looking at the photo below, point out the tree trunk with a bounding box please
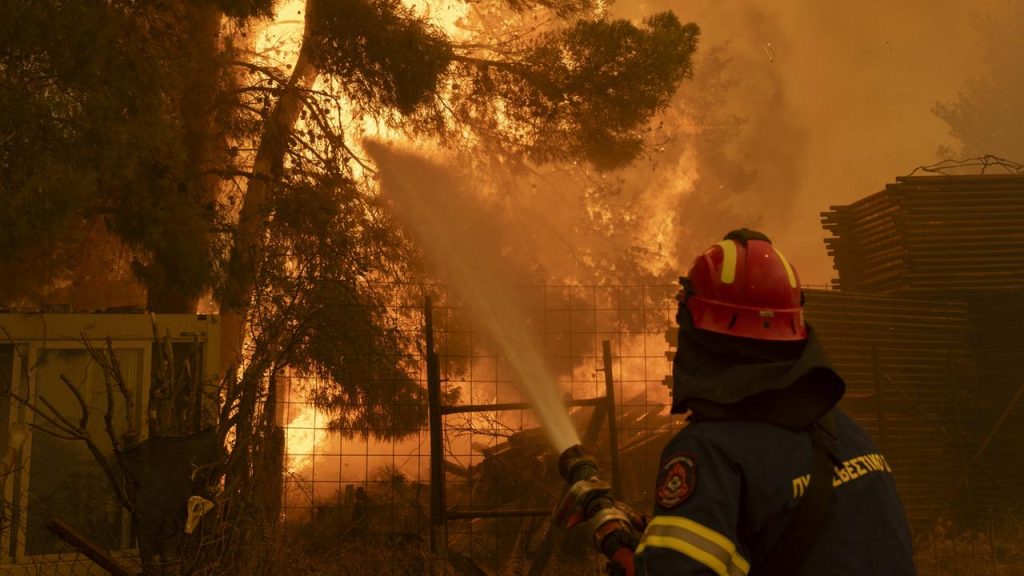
[220,11,321,372]
[144,1,223,315]
[134,2,322,572]
[136,4,223,574]
[209,6,321,575]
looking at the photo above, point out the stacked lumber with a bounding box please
[803,289,974,527]
[817,167,1024,524]
[960,291,1024,514]
[822,174,1024,295]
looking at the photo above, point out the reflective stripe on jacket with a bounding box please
[635,409,916,575]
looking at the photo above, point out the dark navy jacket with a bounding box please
[634,408,915,575]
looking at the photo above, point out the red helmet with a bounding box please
[680,229,806,341]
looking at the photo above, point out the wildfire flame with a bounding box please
[284,403,329,473]
[268,0,698,485]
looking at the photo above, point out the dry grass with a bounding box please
[914,518,1024,576]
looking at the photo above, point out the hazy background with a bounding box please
[613,0,999,284]
[381,0,1019,288]
[281,0,1024,489]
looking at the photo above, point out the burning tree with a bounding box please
[0,0,698,573]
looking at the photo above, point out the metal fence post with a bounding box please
[602,340,621,500]
[425,297,446,572]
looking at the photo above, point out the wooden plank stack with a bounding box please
[960,292,1024,514]
[803,290,973,528]
[823,173,1024,295]
[817,164,1024,526]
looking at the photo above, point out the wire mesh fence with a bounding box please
[275,284,1024,575]
[277,284,683,575]
[3,285,1020,574]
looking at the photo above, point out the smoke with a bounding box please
[380,0,998,286]
[935,0,1024,161]
[613,0,991,283]
[366,140,582,454]
[285,0,1011,482]
[350,0,999,393]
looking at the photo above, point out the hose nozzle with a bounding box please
[555,444,610,528]
[558,444,601,484]
[554,445,642,567]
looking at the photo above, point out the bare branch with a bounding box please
[99,360,120,453]
[228,59,289,83]
[81,338,123,453]
[8,376,130,507]
[5,385,76,437]
[36,393,85,438]
[80,436,132,511]
[58,374,89,431]
[40,385,132,510]
[294,91,378,176]
[28,424,81,442]
[106,338,136,442]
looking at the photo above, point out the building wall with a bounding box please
[0,313,219,572]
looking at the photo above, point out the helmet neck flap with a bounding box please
[671,294,846,430]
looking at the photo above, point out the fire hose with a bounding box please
[555,445,645,576]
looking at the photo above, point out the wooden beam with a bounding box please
[45,516,138,576]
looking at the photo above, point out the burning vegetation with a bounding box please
[1,0,1024,574]
[1,0,700,573]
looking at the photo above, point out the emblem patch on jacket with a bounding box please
[656,453,697,509]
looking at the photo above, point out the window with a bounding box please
[24,348,143,556]
[0,313,219,568]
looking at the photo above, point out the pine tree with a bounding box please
[0,0,699,572]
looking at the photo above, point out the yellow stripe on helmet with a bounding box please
[772,247,797,288]
[715,240,738,285]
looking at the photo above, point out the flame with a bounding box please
[403,0,472,40]
[284,402,330,473]
[264,0,699,488]
[567,332,675,412]
[638,144,700,275]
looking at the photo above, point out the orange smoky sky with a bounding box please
[261,0,1006,286]
[258,0,1019,289]
[280,0,1013,480]
[614,0,994,284]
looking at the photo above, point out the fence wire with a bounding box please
[270,284,1021,575]
[278,285,680,575]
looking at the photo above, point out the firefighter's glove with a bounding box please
[603,539,638,576]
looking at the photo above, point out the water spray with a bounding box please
[371,144,640,573]
[368,142,581,454]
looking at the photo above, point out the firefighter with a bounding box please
[632,228,915,575]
